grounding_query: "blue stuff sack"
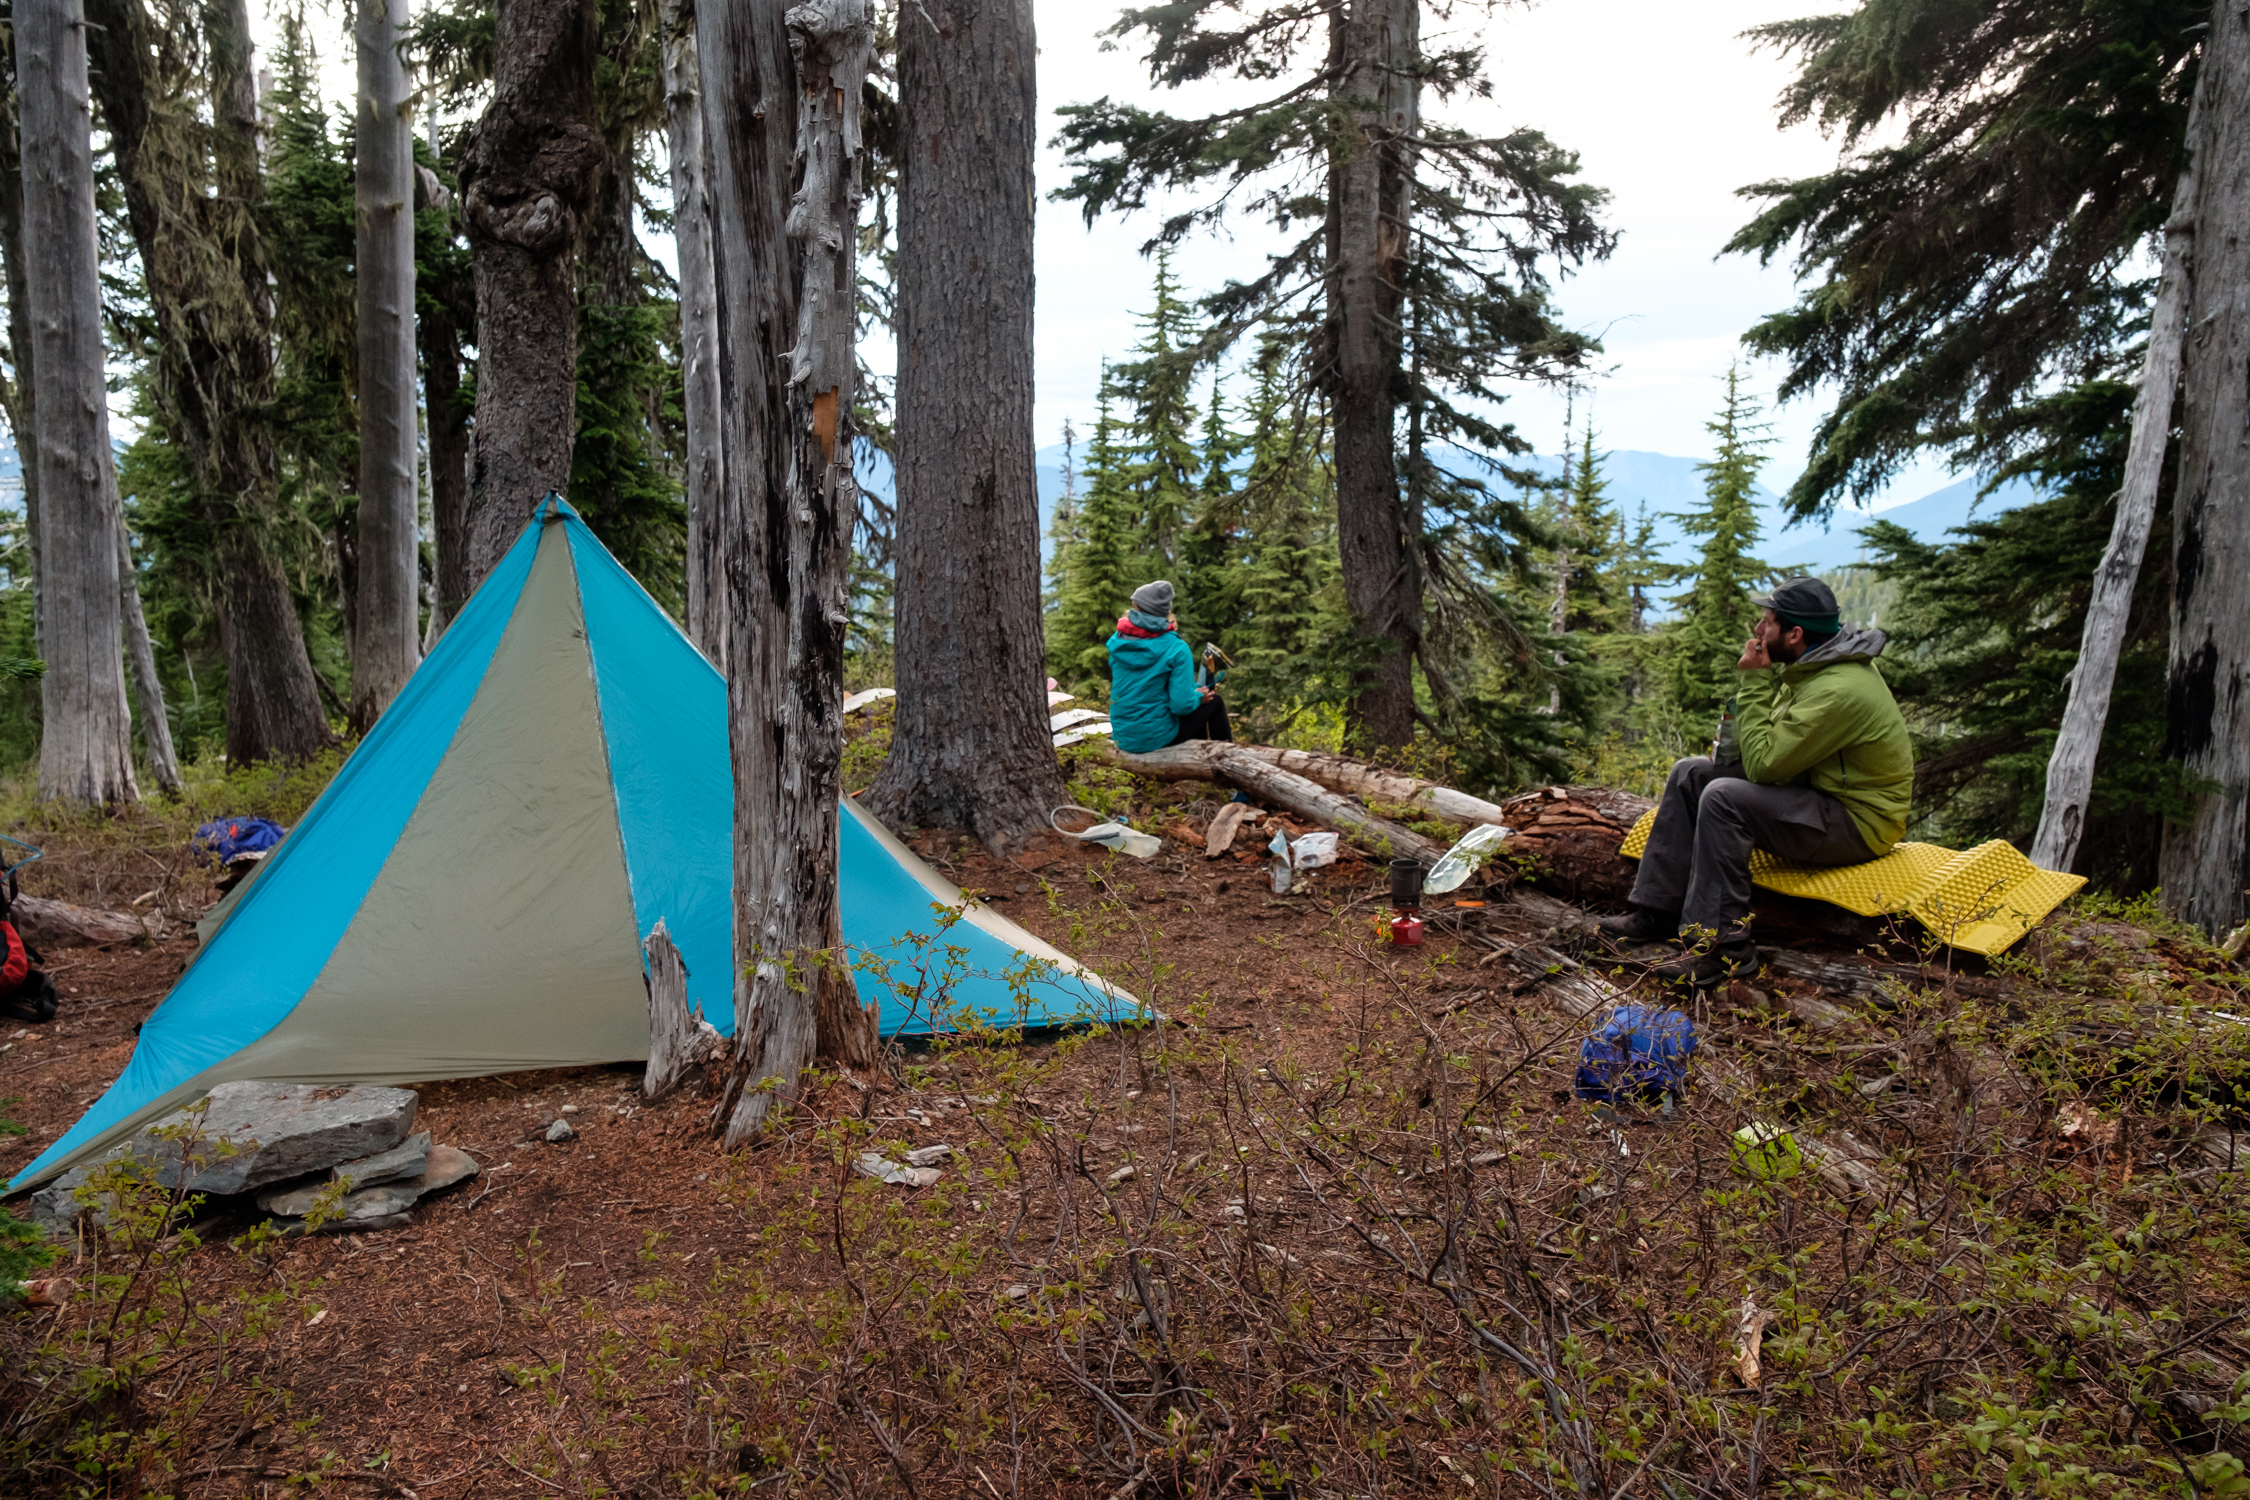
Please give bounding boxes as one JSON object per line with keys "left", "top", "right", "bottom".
{"left": 1574, "top": 1005, "right": 1697, "bottom": 1102}
{"left": 193, "top": 817, "right": 289, "bottom": 867}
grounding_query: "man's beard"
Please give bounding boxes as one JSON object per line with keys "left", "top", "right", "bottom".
{"left": 1768, "top": 635, "right": 1804, "bottom": 664}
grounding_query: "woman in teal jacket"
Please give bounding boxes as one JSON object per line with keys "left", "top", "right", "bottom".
{"left": 1105, "top": 581, "right": 1231, "bottom": 754}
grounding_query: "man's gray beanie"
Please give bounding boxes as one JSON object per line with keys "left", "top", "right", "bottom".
{"left": 1131, "top": 580, "right": 1175, "bottom": 615}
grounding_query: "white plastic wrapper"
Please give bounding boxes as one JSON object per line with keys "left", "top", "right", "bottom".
{"left": 1424, "top": 823, "right": 1513, "bottom": 894}
{"left": 1268, "top": 827, "right": 1294, "bottom": 893}
{"left": 1290, "top": 832, "right": 1341, "bottom": 869}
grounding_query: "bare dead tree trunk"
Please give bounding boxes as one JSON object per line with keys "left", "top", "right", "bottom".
{"left": 2163, "top": 0, "right": 2250, "bottom": 937}
{"left": 351, "top": 0, "right": 422, "bottom": 725}
{"left": 18, "top": 0, "right": 138, "bottom": 805}
{"left": 710, "top": 0, "right": 878, "bottom": 1148}
{"left": 459, "top": 0, "right": 603, "bottom": 591}
{"left": 864, "top": 0, "right": 1062, "bottom": 847}
{"left": 87, "top": 0, "right": 336, "bottom": 767}
{"left": 115, "top": 521, "right": 179, "bottom": 791}
{"left": 2032, "top": 71, "right": 2205, "bottom": 876}
{"left": 1323, "top": 0, "right": 1420, "bottom": 747}
{"left": 665, "top": 0, "right": 726, "bottom": 666}
{"left": 418, "top": 153, "right": 473, "bottom": 647}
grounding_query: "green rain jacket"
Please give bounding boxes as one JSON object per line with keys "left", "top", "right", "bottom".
{"left": 1733, "top": 625, "right": 1914, "bottom": 855}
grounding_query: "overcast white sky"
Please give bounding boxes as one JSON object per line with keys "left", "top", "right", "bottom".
{"left": 1026, "top": 0, "right": 1953, "bottom": 509}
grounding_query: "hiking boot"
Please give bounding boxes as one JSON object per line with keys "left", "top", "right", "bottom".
{"left": 1652, "top": 936, "right": 1761, "bottom": 990}
{"left": 1594, "top": 905, "right": 1677, "bottom": 955}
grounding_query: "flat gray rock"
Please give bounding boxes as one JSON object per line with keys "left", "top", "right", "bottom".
{"left": 330, "top": 1132, "right": 430, "bottom": 1189}
{"left": 29, "top": 1083, "right": 419, "bottom": 1233}
{"left": 152, "top": 1082, "right": 419, "bottom": 1195}
{"left": 545, "top": 1118, "right": 576, "bottom": 1143}
{"left": 258, "top": 1141, "right": 479, "bottom": 1219}
{"left": 410, "top": 1143, "right": 481, "bottom": 1197}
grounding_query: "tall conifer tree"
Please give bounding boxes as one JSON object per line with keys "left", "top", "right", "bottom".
{"left": 1055, "top": 0, "right": 1610, "bottom": 745}
{"left": 1665, "top": 369, "right": 1773, "bottom": 717}
{"left": 1045, "top": 379, "right": 1140, "bottom": 691}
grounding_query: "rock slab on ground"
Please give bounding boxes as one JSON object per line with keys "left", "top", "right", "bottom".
{"left": 328, "top": 1132, "right": 431, "bottom": 1188}
{"left": 261, "top": 1143, "right": 480, "bottom": 1232}
{"left": 27, "top": 1082, "right": 419, "bottom": 1232}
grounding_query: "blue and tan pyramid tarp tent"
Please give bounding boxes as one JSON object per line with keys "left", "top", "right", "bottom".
{"left": 12, "top": 499, "right": 1135, "bottom": 1191}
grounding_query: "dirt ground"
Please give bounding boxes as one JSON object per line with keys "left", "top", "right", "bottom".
{"left": 0, "top": 811, "right": 1529, "bottom": 1495}
{"left": 6, "top": 792, "right": 2250, "bottom": 1498}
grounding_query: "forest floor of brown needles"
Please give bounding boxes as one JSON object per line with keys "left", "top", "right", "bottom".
{"left": 7, "top": 768, "right": 2250, "bottom": 1499}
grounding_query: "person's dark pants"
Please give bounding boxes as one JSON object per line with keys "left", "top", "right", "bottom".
{"left": 1630, "top": 757, "right": 1878, "bottom": 936}
{"left": 1169, "top": 694, "right": 1233, "bottom": 746}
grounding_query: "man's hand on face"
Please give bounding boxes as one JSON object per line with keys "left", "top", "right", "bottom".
{"left": 1739, "top": 609, "right": 1788, "bottom": 671}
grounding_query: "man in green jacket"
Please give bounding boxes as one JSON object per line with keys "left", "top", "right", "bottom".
{"left": 1600, "top": 577, "right": 1914, "bottom": 987}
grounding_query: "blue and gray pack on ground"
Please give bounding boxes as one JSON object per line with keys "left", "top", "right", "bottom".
{"left": 1574, "top": 1005, "right": 1697, "bottom": 1102}
{"left": 194, "top": 818, "right": 289, "bottom": 866}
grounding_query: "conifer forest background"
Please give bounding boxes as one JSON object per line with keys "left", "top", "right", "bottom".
{"left": 0, "top": 0, "right": 2229, "bottom": 907}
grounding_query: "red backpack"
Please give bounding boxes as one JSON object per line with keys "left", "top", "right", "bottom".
{"left": 1, "top": 919, "right": 25, "bottom": 992}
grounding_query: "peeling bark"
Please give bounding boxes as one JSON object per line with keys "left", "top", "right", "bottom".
{"left": 351, "top": 0, "right": 423, "bottom": 725}
{"left": 459, "top": 0, "right": 604, "bottom": 589}
{"left": 2162, "top": 1, "right": 2250, "bottom": 936}
{"left": 865, "top": 0, "right": 1062, "bottom": 847}
{"left": 708, "top": 0, "right": 879, "bottom": 1148}
{"left": 665, "top": 0, "right": 726, "bottom": 667}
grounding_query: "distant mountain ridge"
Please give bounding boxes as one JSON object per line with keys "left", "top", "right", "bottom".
{"left": 856, "top": 442, "right": 2041, "bottom": 575}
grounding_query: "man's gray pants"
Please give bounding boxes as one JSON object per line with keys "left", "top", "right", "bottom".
{"left": 1629, "top": 757, "right": 1878, "bottom": 935}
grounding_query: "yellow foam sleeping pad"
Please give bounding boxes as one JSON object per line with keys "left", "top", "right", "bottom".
{"left": 1617, "top": 810, "right": 2085, "bottom": 957}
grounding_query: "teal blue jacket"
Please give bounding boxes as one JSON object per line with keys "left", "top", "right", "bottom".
{"left": 1106, "top": 627, "right": 1201, "bottom": 753}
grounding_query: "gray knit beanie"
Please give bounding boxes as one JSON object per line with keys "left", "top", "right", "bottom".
{"left": 1131, "top": 580, "right": 1176, "bottom": 615}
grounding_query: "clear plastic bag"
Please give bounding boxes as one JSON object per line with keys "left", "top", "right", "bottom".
{"left": 1051, "top": 805, "right": 1162, "bottom": 859}
{"left": 1424, "top": 823, "right": 1513, "bottom": 895}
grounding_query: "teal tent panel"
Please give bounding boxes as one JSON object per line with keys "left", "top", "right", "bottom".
{"left": 838, "top": 798, "right": 1137, "bottom": 1033}
{"left": 563, "top": 500, "right": 1124, "bottom": 1034}
{"left": 10, "top": 521, "right": 546, "bottom": 1191}
{"left": 563, "top": 508, "right": 739, "bottom": 1032}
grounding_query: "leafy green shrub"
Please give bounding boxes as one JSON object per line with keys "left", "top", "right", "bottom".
{"left": 0, "top": 1106, "right": 331, "bottom": 1494}
{"left": 1, "top": 1100, "right": 53, "bottom": 1294}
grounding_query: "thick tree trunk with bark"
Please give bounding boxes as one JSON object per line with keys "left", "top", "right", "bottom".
{"left": 351, "top": 0, "right": 423, "bottom": 726}
{"left": 459, "top": 0, "right": 603, "bottom": 590}
{"left": 4, "top": 68, "right": 179, "bottom": 793}
{"left": 664, "top": 0, "right": 726, "bottom": 666}
{"left": 418, "top": 142, "right": 473, "bottom": 646}
{"left": 1323, "top": 0, "right": 1420, "bottom": 747}
{"left": 0, "top": 72, "right": 43, "bottom": 655}
{"left": 18, "top": 0, "right": 138, "bottom": 805}
{"left": 864, "top": 0, "right": 1062, "bottom": 847}
{"left": 2034, "top": 71, "right": 2206, "bottom": 875}
{"left": 707, "top": 0, "right": 880, "bottom": 1147}
{"left": 2163, "top": 4, "right": 2250, "bottom": 937}
{"left": 87, "top": 0, "right": 335, "bottom": 767}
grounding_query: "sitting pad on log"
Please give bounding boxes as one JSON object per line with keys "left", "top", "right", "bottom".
{"left": 1617, "top": 809, "right": 2084, "bottom": 957}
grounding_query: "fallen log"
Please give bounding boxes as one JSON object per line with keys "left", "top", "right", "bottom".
{"left": 1220, "top": 747, "right": 1509, "bottom": 827}
{"left": 1494, "top": 786, "right": 1651, "bottom": 906}
{"left": 1103, "top": 742, "right": 1444, "bottom": 864}
{"left": 12, "top": 893, "right": 163, "bottom": 948}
